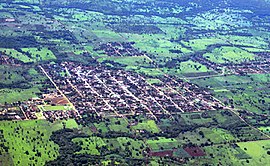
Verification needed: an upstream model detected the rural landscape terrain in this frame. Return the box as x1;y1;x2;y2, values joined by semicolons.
0;0;270;165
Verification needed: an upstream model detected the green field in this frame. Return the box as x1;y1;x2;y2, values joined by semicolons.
73;136;106;155
0;87;40;104
21;48;56;62
203;46;256;64
259;127;270;134
107;118;130;133
39;105;74;111
93;30;124;42
98;56;151;69
127;34;192;56
117;137;146;158
190;74;270;114
168;60;213;76
132;120;160;133
0;48;34;63
196;144;247;165
200;127;236;143
0;119;78;166
147;137;179;151
181;38;227;51
237;140;270;165
0;65;26;85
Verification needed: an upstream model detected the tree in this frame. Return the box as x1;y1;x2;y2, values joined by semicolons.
25;151;29;155
267;151;270;155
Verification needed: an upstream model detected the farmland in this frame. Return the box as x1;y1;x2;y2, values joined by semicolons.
0;0;270;165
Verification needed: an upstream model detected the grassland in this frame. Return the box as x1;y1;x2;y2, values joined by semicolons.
98;56;166;76
146;78;162;85
259;127;270;134
0;65;26;85
200;127;235;143
147;137;179;151
178;130;209;145
193;144;246;165
136;68;164;76
0;119;78;166
0;12;13;18
84;45;101;57
187;9;252;31
219;35;269;49
180;60;211;72
166;60;213;76
181;38;227;51
72;136;146;159
0;48;34;63
132;120;160;133
73;136;106;155
117;137;146;158
93;30;124;42
203;46;256;64
0;87;40;104
123;33;191;58
107;118;129;133
21;48;56;62
237;140;270;165
190;74;270;114
242;47;270;52
39;105;75;111
98;56;151;69
120;32;189;66
0;65;46;104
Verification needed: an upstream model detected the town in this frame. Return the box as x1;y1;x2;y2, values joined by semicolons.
1;61;224;123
